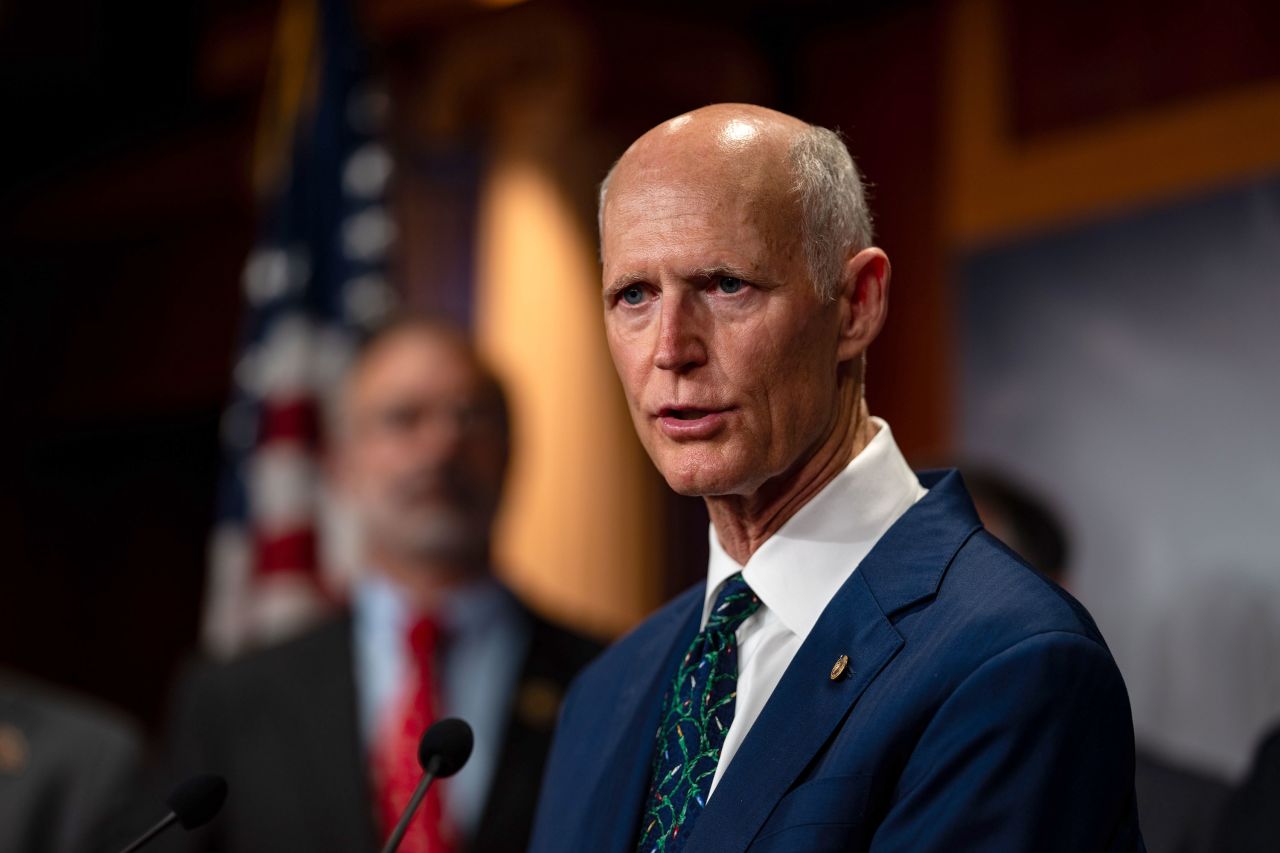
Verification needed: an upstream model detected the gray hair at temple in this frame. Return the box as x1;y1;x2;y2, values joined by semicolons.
596;122;874;303
788;125;875;301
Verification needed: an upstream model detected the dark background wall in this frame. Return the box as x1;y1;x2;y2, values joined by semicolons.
2;0;1277;735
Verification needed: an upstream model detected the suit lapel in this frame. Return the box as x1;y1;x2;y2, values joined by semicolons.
586;588;704;853
686;570;901;853
283;616;380;851
686;470;981;852
471;610;542;853
472;608;599;853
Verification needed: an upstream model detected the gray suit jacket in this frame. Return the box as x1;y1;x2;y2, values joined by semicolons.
0;670;143;853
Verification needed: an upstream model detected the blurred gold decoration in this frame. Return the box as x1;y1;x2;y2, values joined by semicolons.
514;678;563;730
252;0;321;196
476;152;661;638
415;7;660;638
944;0;1280;247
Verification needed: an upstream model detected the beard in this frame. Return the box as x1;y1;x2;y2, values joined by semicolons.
393;503;490;561
361;468;498;565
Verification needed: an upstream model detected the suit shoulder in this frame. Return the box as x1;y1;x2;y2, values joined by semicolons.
925;529;1109;652
0;673;142;760
178;615;351;698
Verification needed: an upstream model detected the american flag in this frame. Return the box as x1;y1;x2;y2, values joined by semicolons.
203;0;397;657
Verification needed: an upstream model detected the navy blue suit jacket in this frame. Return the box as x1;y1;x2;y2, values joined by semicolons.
530;471;1145;852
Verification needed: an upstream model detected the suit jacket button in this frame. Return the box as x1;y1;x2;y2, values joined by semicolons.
829;654;850;681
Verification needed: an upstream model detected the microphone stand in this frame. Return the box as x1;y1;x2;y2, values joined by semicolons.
380;754;443;853
118;813;178;853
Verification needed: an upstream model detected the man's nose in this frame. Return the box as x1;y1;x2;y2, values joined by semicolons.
414;408;466;460
653;292;708;373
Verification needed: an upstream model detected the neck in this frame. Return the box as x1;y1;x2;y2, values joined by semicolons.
366;543;487;612
706;390;875;565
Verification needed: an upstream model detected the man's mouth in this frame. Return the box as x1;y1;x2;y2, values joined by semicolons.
662;407;713;420
397;472;469;507
655;406;731;439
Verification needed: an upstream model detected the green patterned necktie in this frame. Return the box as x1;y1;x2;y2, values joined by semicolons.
636;573;762;853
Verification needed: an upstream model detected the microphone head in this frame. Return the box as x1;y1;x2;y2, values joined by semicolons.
166;773;228;830
418;718;473;778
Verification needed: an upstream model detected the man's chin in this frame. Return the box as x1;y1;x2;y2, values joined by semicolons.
658;460;752;498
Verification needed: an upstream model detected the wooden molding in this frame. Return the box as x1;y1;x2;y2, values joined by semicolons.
944;0;1280;248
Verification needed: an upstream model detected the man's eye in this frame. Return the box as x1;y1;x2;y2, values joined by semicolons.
382;406;420;432
717;277;745;294
621;285;646;305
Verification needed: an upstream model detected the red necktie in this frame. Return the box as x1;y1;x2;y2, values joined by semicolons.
371;615;456;853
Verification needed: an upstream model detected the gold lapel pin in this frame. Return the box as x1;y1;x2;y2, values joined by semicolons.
515;677;563;730
829;654;850;681
0;724;29;776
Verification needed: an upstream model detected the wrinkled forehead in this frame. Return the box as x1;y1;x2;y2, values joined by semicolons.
612;109;800;213
614;115;793;195
602;148;802;269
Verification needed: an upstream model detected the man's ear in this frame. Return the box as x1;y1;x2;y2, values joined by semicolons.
835;247;890;364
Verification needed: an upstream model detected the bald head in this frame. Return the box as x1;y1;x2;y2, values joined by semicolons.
611;103;807;182
599;104;872;300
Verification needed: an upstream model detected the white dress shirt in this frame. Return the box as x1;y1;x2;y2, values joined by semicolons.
702;417;926;796
352;574;530;836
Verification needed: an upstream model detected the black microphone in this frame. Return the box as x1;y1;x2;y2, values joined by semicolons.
118;773;228;853
380;718;474;853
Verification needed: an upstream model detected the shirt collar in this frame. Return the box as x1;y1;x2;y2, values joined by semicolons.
352;571;510;639
703;417;926;639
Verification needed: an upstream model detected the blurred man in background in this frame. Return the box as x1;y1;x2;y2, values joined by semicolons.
0;669;142;853
1219;722;1280;851
157;318;599;853
962;466;1230;853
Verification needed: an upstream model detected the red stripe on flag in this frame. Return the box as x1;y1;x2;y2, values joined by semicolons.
255;527;319;576
258;397;320;446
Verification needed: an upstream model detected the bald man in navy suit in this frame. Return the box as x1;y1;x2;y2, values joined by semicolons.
529;104;1145;853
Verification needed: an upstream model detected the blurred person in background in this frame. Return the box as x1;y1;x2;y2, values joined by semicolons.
962;466;1230;853
0;669;143;853
155;318;599;853
1218;722;1280;851
530;104;1143;852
